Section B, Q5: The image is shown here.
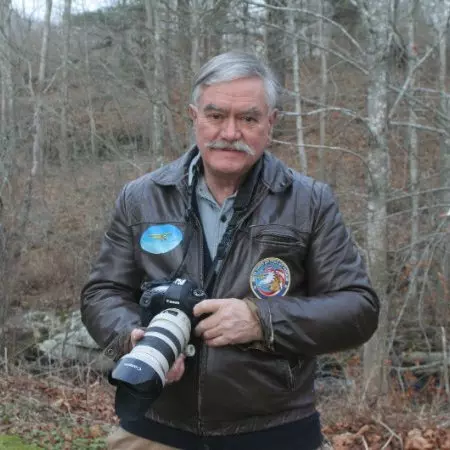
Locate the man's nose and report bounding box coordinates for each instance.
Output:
[220,117,241,141]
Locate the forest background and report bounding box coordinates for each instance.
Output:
[0,0,450,448]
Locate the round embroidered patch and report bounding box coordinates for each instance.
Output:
[250,257,291,299]
[140,224,183,254]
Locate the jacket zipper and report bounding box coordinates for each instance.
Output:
[196,187,267,433]
[191,214,205,436]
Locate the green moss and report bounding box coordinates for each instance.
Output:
[0,435,43,449]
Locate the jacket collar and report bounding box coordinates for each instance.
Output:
[151,145,293,194]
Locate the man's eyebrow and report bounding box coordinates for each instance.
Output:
[203,104,227,113]
[202,104,263,116]
[240,107,263,117]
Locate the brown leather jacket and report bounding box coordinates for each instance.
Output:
[81,148,379,435]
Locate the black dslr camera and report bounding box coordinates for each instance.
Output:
[110,279,206,420]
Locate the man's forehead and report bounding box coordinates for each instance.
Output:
[197,78,267,105]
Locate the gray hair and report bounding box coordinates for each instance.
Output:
[191,51,281,111]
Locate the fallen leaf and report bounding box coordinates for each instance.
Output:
[332,432,358,450]
[405,429,434,450]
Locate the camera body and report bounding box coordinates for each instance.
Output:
[139,278,207,327]
[110,278,206,420]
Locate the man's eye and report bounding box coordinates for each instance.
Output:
[208,114,222,120]
[243,116,256,123]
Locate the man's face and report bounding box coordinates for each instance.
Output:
[189,77,277,180]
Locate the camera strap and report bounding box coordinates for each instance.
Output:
[203,157,263,294]
[167,163,200,282]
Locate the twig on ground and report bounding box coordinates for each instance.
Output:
[360,435,369,450]
[381,433,395,450]
[374,417,403,448]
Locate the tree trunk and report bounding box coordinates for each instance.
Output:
[0,0,16,169]
[83,28,97,158]
[242,1,249,51]
[434,2,450,351]
[147,1,181,160]
[318,0,328,181]
[31,0,52,177]
[288,0,307,173]
[60,0,72,171]
[438,26,450,208]
[207,0,226,57]
[407,1,419,299]
[357,0,390,395]
[177,0,191,85]
[266,0,287,89]
[0,74,5,137]
[190,0,201,76]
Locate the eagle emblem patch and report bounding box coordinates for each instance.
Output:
[250,257,291,299]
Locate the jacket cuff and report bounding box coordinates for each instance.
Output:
[242,298,274,351]
[103,326,145,361]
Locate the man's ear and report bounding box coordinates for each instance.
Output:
[269,108,279,127]
[268,108,279,139]
[188,104,198,121]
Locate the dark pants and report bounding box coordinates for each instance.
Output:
[107,427,334,450]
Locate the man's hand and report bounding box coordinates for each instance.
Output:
[129,328,185,384]
[193,299,263,347]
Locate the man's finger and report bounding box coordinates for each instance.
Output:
[130,328,145,348]
[201,326,222,341]
[194,314,221,337]
[166,355,185,384]
[193,299,222,317]
[205,335,229,347]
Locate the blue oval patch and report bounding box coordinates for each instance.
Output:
[140,224,183,254]
[250,257,291,299]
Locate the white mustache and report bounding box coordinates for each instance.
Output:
[206,140,255,156]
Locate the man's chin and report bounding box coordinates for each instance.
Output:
[209,160,253,176]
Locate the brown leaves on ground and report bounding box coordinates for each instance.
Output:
[1,370,450,449]
[405,428,450,450]
[325,423,450,449]
[0,372,116,424]
[0,371,117,448]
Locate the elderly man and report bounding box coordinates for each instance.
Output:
[81,51,379,450]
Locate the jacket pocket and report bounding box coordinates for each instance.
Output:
[250,224,308,249]
[203,347,309,420]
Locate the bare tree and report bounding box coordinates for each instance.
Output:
[82,27,97,158]
[407,0,420,299]
[0,0,16,180]
[355,0,390,395]
[31,0,52,177]
[60,0,72,170]
[429,1,450,208]
[145,0,163,159]
[318,0,330,181]
[190,0,201,75]
[288,0,307,173]
[265,0,287,88]
[242,1,250,50]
